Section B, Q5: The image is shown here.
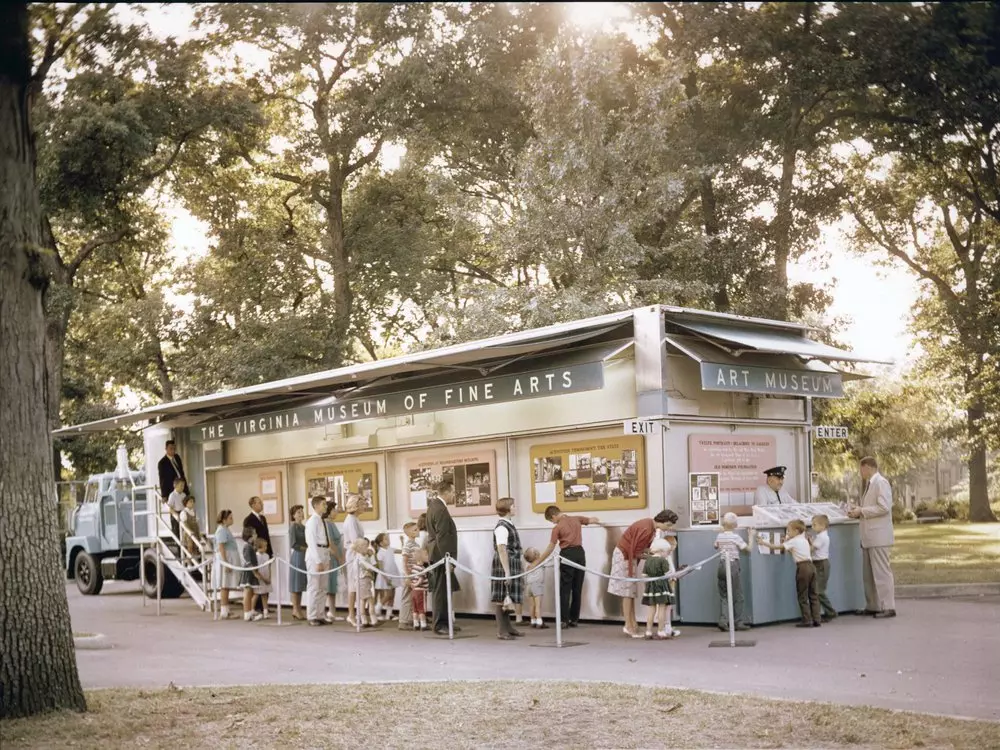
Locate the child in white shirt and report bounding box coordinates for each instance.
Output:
[757,519,821,628]
[810,514,837,621]
[522,548,548,629]
[253,537,272,618]
[713,512,751,631]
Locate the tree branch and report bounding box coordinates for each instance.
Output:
[847,198,959,307]
[67,228,129,278]
[344,134,385,177]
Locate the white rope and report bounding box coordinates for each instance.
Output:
[558,551,722,583]
[450,558,554,582]
[357,556,446,580]
[283,558,352,577]
[213,557,276,573]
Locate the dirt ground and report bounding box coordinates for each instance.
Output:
[3,682,998,750]
[893,523,1000,585]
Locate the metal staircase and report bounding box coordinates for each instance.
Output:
[129,480,214,612]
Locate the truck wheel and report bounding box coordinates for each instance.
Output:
[75,553,104,595]
[142,548,184,599]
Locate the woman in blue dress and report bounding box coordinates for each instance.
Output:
[288,504,308,620]
[211,509,239,619]
[323,501,345,622]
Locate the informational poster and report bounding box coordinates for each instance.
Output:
[407,451,496,517]
[688,433,778,513]
[304,462,379,522]
[258,471,283,525]
[689,472,721,525]
[530,435,646,512]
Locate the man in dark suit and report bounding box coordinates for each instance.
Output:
[243,496,272,613]
[426,480,461,634]
[157,440,185,541]
[243,496,272,556]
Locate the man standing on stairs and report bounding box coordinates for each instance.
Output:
[244,496,272,614]
[157,440,186,542]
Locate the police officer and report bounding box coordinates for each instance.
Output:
[753,466,797,506]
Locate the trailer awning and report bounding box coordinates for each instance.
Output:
[663,332,872,399]
[666,319,890,364]
[52,313,635,437]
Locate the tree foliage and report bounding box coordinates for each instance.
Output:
[21,1,995,503]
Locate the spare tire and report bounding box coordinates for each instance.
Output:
[141,547,185,599]
[75,552,104,595]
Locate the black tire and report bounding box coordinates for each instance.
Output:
[75,552,104,595]
[141,548,185,599]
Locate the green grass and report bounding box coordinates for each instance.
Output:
[2,682,999,749]
[893,522,1000,585]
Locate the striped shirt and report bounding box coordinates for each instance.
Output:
[715,530,747,557]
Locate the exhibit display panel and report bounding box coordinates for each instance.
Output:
[529,434,646,513]
[303,461,379,521]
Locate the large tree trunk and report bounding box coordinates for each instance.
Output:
[325,181,352,368]
[966,401,996,523]
[0,2,87,718]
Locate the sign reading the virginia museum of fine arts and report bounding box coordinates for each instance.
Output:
[699,362,844,398]
[188,361,605,442]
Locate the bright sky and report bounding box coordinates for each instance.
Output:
[135,2,920,373]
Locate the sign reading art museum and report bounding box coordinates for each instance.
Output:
[699,362,844,398]
[188,361,604,442]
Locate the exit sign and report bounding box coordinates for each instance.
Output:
[624,419,658,435]
[815,425,849,439]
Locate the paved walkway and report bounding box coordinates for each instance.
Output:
[69,583,1000,722]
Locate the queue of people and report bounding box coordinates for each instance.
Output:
[193,452,896,636]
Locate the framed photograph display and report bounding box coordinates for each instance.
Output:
[530,436,646,512]
[304,462,379,522]
[407,451,497,517]
[689,472,721,525]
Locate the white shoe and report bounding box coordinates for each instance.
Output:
[252,613,263,622]
[324,614,334,623]
[670,628,681,637]
[244,612,253,622]
[346,616,357,627]
[219,608,230,620]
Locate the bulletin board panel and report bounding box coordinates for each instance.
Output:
[530,435,647,513]
[407,450,497,517]
[304,462,379,522]
[259,471,284,525]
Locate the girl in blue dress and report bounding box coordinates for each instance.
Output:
[212,510,239,619]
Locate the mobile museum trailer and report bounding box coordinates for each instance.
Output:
[56,305,885,624]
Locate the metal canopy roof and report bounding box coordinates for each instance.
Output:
[667,319,891,364]
[662,334,871,381]
[54,304,887,437]
[52,311,637,437]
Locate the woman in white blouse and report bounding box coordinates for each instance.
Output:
[342,494,365,626]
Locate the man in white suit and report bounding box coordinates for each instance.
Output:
[753,466,797,506]
[847,456,896,618]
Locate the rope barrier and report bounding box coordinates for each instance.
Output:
[450,558,555,582]
[356,556,447,580]
[558,551,722,583]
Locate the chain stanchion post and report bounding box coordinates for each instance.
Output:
[445,555,454,641]
[156,539,162,616]
[725,550,736,647]
[276,557,282,626]
[355,556,363,633]
[553,552,563,648]
[140,542,146,609]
